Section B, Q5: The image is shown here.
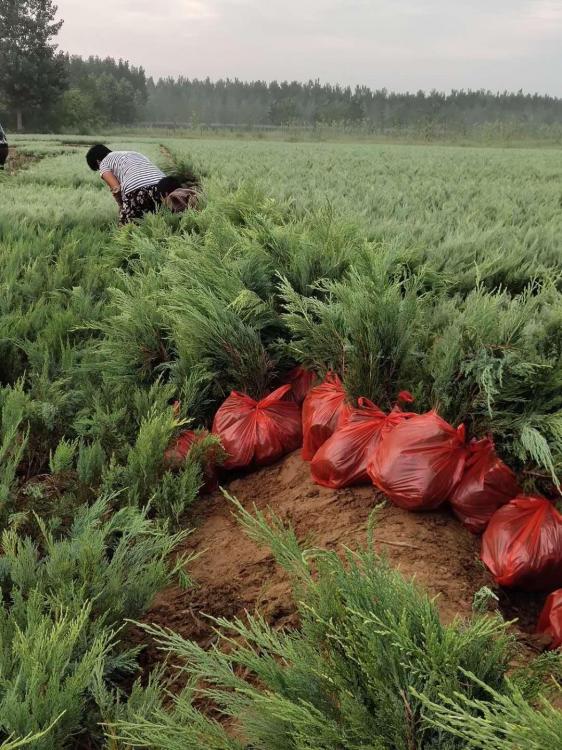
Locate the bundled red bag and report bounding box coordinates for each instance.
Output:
[302,372,353,461]
[537,590,562,649]
[213,384,302,470]
[311,396,416,489]
[368,411,468,511]
[450,437,521,534]
[481,496,562,591]
[311,398,386,488]
[283,367,317,405]
[164,429,220,494]
[164,430,198,469]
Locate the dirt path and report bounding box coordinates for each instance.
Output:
[134,450,545,675]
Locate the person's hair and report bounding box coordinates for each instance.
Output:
[157,175,182,196]
[86,144,111,171]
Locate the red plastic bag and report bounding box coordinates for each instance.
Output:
[311,398,385,488]
[368,411,468,511]
[302,372,353,461]
[397,390,416,405]
[164,429,220,494]
[164,430,198,469]
[450,437,521,534]
[311,398,415,489]
[537,590,562,649]
[481,496,562,591]
[213,384,302,470]
[283,367,317,405]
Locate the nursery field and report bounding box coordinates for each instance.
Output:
[1,135,562,748]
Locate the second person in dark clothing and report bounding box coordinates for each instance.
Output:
[0,124,9,169]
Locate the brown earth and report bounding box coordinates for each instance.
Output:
[135,450,545,674]
[4,147,42,175]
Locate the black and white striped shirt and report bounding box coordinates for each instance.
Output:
[99,151,165,195]
[0,125,7,145]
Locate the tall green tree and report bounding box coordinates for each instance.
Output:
[0,0,67,131]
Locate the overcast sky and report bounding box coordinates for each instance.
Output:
[55,0,562,95]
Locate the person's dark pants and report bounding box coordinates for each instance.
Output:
[0,145,8,169]
[119,185,162,225]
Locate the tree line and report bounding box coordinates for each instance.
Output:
[2,0,562,135]
[145,78,562,133]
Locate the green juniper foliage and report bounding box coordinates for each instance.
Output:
[2,136,562,747]
[49,437,79,474]
[0,724,63,750]
[112,500,554,750]
[0,595,111,749]
[151,461,203,524]
[76,439,106,486]
[0,382,29,515]
[4,138,562,479]
[0,497,191,747]
[417,673,562,750]
[280,259,427,410]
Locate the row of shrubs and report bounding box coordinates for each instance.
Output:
[3,176,561,516]
[92,189,562,487]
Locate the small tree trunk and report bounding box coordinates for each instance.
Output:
[16,109,23,131]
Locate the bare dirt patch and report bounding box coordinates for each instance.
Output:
[133,450,540,676]
[4,147,43,175]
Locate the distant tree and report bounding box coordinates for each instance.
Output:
[55,88,99,133]
[0,0,67,131]
[269,97,299,125]
[347,96,365,123]
[65,55,148,126]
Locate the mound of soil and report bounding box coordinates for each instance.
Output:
[135,451,544,673]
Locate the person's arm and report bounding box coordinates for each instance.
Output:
[101,170,122,205]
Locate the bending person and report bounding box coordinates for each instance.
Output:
[86,144,165,225]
